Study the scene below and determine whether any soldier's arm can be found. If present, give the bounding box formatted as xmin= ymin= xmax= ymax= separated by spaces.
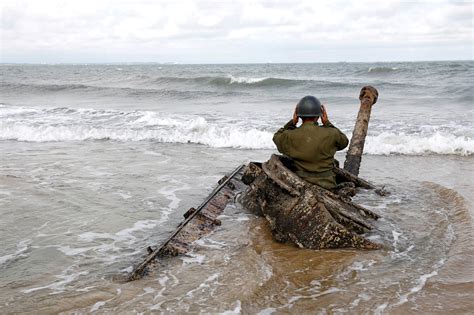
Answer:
xmin=323 ymin=121 xmax=349 ymax=150
xmin=333 ymin=126 xmax=349 ymax=150
xmin=273 ymin=120 xmax=296 ymax=154
xmin=323 ymin=120 xmax=335 ymax=128
xmin=336 ymin=130 xmax=349 ymax=150
xmin=321 ymin=105 xmax=348 ymax=150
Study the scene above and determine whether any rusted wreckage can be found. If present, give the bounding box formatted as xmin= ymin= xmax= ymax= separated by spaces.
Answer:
xmin=129 ymin=86 xmax=384 ymax=281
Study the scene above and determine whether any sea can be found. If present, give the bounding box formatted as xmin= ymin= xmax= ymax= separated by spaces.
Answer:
xmin=0 ymin=61 xmax=473 ymax=314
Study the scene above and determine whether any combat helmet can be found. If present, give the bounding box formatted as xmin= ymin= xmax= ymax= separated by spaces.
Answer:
xmin=296 ymin=96 xmax=322 ymax=117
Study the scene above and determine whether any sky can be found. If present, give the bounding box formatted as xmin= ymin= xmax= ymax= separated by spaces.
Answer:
xmin=1 ymin=0 xmax=473 ymax=63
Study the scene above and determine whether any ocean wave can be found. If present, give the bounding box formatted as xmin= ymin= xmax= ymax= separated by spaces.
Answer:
xmin=151 ymin=75 xmax=273 ymax=85
xmin=364 ymin=132 xmax=473 ymax=156
xmin=367 ymin=67 xmax=400 ymax=74
xmin=0 ymin=119 xmax=273 ymax=149
xmin=211 ymin=76 xmax=301 ymax=87
xmin=156 ymin=75 xmax=361 ymax=89
xmin=228 ymin=75 xmax=268 ymax=84
xmin=1 ymin=106 xmax=472 ymax=155
xmin=0 ymin=82 xmax=235 ymax=99
xmin=1 ymin=76 xmax=357 ymax=93
xmin=1 ymin=82 xmax=101 ymax=92
xmin=0 ymin=106 xmax=274 ymax=149
xmin=152 ymin=75 xmax=324 ymax=87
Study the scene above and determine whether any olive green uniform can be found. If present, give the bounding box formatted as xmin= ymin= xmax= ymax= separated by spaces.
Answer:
xmin=273 ymin=120 xmax=349 ymax=189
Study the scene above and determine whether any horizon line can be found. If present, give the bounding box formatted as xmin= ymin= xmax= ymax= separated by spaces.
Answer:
xmin=1 ymin=59 xmax=471 ymax=66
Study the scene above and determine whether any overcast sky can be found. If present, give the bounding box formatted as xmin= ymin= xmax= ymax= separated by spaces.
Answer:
xmin=1 ymin=0 xmax=472 ymax=63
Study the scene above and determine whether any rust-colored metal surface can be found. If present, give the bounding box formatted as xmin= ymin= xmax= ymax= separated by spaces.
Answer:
xmin=241 ymin=155 xmax=381 ymax=250
xmin=344 ymin=86 xmax=379 ymax=176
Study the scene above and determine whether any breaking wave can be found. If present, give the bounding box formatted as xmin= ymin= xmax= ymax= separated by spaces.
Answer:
xmin=151 ymin=75 xmax=279 ymax=86
xmin=209 ymin=76 xmax=299 ymax=87
xmin=364 ymin=132 xmax=473 ymax=156
xmin=0 ymin=106 xmax=273 ymax=149
xmin=1 ymin=106 xmax=472 ymax=155
xmin=1 ymin=76 xmax=358 ymax=93
xmin=367 ymin=66 xmax=399 ymax=74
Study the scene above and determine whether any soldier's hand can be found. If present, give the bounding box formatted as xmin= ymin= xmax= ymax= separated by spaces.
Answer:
xmin=321 ymin=105 xmax=329 ymax=125
xmin=292 ymin=105 xmax=299 ymax=125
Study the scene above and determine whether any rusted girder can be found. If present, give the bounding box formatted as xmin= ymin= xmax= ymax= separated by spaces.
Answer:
xmin=344 ymin=86 xmax=379 ymax=176
xmin=128 ymin=165 xmax=245 ymax=281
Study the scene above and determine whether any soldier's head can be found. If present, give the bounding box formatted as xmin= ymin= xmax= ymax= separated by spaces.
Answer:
xmin=296 ymin=95 xmax=322 ymax=122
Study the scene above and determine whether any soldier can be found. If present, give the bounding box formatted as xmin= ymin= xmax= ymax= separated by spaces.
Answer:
xmin=273 ymin=96 xmax=349 ymax=190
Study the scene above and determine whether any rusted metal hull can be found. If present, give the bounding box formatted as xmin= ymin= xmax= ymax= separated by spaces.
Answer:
xmin=240 ymin=155 xmax=381 ymax=250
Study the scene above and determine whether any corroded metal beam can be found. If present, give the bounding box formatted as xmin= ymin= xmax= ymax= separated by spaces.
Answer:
xmin=128 ymin=164 xmax=245 ymax=281
xmin=344 ymin=86 xmax=379 ymax=176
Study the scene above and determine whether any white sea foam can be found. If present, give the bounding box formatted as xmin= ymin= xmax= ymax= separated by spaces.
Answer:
xmin=348 ymin=260 xmax=376 ymax=272
xmin=112 ymin=191 xmax=132 ymax=199
xmin=288 ymin=287 xmax=341 ymax=304
xmin=389 ymin=258 xmax=446 ymax=309
xmin=137 ymin=287 xmax=156 ymax=297
xmin=89 ymin=289 xmax=121 ymax=312
xmin=149 ymin=275 xmax=170 ymax=310
xmin=219 ymin=300 xmax=242 ymax=315
xmin=374 ymin=302 xmax=388 ymax=315
xmin=158 ymin=275 xmax=169 ymax=287
xmin=22 ymin=267 xmax=89 ymax=294
xmin=194 ymin=238 xmax=227 ymax=249
xmin=364 ymin=132 xmax=473 ymax=156
xmin=0 ymin=105 xmax=40 ymax=117
xmin=228 ymin=75 xmax=268 ymax=84
xmin=1 ymin=105 xmax=472 ymax=155
xmin=392 ymin=230 xmax=402 ymax=250
xmin=120 ymin=266 xmax=133 ymax=273
xmin=0 ymin=189 xmax=12 ymax=196
xmin=182 ymin=253 xmax=206 ymax=265
xmin=0 ymin=239 xmax=30 ymax=266
xmin=0 ymin=111 xmax=273 ymax=149
xmin=114 ymin=220 xmax=158 ymax=241
xmin=368 ymin=66 xmax=399 ymax=73
xmin=90 ymin=301 xmax=107 ymax=312
xmin=393 ymin=270 xmax=439 ymax=307
xmin=55 ymin=245 xmax=91 ymax=256
xmin=76 ymin=285 xmax=96 ymax=292
xmin=336 ymin=259 xmax=377 ymax=281
xmin=59 ymin=220 xmax=159 ymax=265
xmin=257 ymin=307 xmax=277 ymax=315
xmin=184 ymin=273 xmax=220 ymax=299
xmin=156 ymin=179 xmax=189 ymax=224
xmin=78 ymin=231 xmax=115 ymax=242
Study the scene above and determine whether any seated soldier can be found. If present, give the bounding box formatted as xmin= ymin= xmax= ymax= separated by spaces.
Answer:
xmin=273 ymin=96 xmax=349 ymax=190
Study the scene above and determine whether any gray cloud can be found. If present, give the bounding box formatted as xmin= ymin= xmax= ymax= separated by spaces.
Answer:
xmin=1 ymin=0 xmax=472 ymax=63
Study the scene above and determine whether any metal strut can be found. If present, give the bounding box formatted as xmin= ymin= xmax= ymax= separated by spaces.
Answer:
xmin=128 ymin=164 xmax=245 ymax=281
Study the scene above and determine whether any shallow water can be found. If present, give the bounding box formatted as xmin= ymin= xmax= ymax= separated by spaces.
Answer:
xmin=0 ymin=141 xmax=472 ymax=314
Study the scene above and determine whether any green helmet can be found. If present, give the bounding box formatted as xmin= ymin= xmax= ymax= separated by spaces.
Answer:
xmin=296 ymin=95 xmax=322 ymax=118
